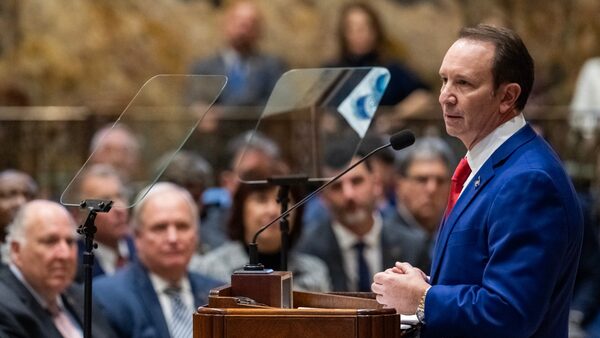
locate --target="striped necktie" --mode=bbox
[164,286,193,338]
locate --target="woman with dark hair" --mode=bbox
[325,2,432,124]
[190,163,331,292]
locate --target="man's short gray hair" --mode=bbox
[394,136,456,177]
[130,182,198,232]
[6,200,76,246]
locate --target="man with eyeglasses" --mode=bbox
[388,137,455,272]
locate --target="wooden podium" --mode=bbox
[194,271,417,338]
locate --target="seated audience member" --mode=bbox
[297,138,428,291]
[569,195,600,338]
[570,57,600,140]
[188,0,285,107]
[388,136,455,272]
[325,2,432,127]
[203,130,280,214]
[303,133,396,230]
[93,182,221,338]
[88,123,141,183]
[0,200,115,338]
[361,133,399,211]
[0,169,38,263]
[74,164,135,281]
[157,150,227,253]
[190,163,331,292]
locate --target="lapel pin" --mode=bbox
[474,176,481,188]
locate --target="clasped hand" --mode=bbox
[371,261,430,314]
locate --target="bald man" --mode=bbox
[0,200,115,338]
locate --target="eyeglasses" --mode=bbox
[405,175,450,186]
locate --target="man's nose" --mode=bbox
[439,85,457,106]
[341,182,356,200]
[55,239,74,258]
[166,225,178,242]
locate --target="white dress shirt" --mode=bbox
[94,239,131,275]
[148,273,194,324]
[331,213,383,291]
[462,113,527,195]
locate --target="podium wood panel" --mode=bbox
[195,286,406,338]
[195,307,400,338]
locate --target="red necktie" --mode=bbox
[116,253,127,268]
[445,157,472,216]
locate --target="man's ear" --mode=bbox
[499,83,521,114]
[10,241,22,267]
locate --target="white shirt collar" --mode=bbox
[9,263,64,311]
[148,271,194,328]
[222,49,246,70]
[331,212,382,251]
[463,113,526,189]
[148,272,191,294]
[94,239,130,275]
[331,213,383,291]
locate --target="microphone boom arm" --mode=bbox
[246,130,415,270]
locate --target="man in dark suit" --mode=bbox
[93,182,221,338]
[297,140,428,292]
[74,164,135,281]
[188,0,285,107]
[385,136,455,273]
[0,200,115,338]
[372,25,583,337]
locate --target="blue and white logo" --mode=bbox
[337,68,390,137]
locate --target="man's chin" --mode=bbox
[341,211,369,228]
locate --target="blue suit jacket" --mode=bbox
[422,124,583,338]
[93,260,222,338]
[188,52,285,106]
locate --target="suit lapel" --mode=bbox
[322,221,350,291]
[132,262,171,338]
[430,163,494,282]
[62,288,82,325]
[380,215,407,268]
[190,273,214,307]
[430,124,538,282]
[0,268,64,338]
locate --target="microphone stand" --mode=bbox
[246,131,414,271]
[268,175,308,271]
[243,175,308,272]
[236,130,414,307]
[78,199,113,338]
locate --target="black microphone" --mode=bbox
[243,130,416,271]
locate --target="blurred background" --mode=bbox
[0,0,599,198]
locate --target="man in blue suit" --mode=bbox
[187,0,285,107]
[372,24,583,337]
[93,182,221,338]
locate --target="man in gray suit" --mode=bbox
[297,140,428,292]
[188,0,285,107]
